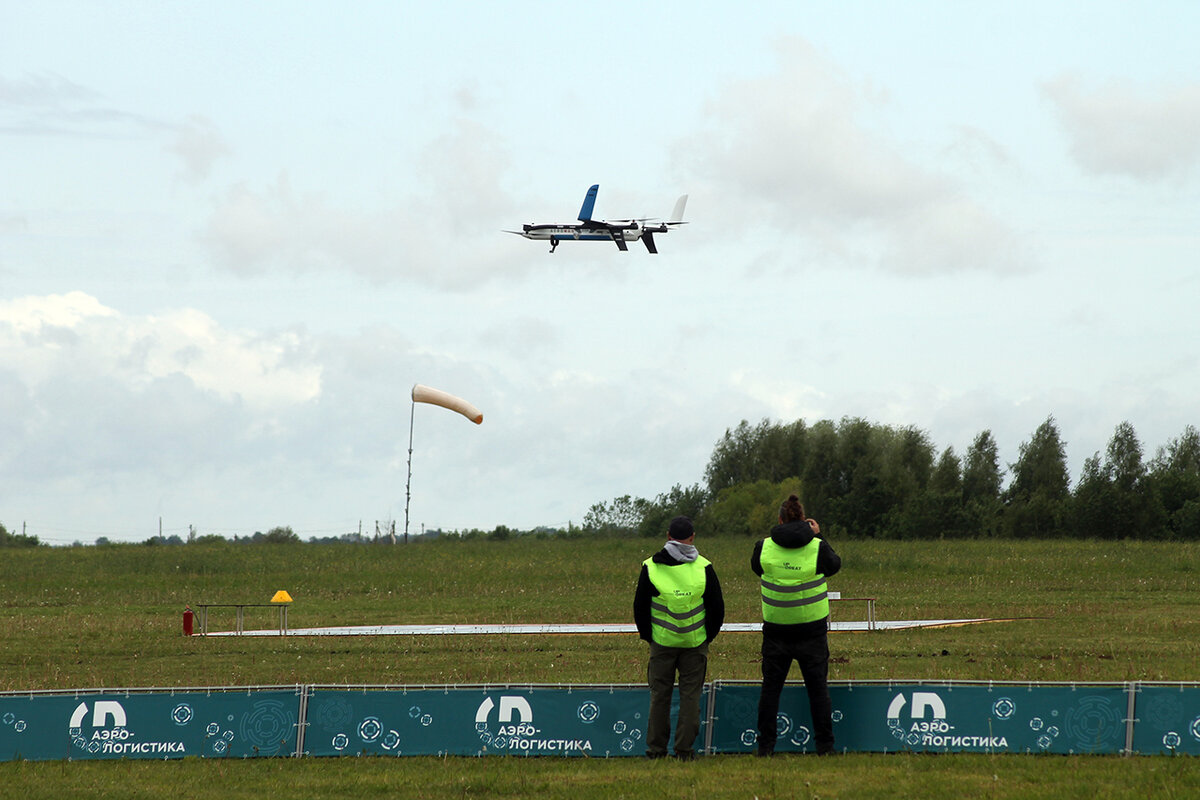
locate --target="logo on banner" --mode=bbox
[474,695,607,754]
[886,691,1008,750]
[887,692,947,722]
[2,711,27,735]
[475,696,533,726]
[68,699,186,756]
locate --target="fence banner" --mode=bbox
[3,682,1196,762]
[303,685,702,757]
[1131,685,1200,755]
[710,682,1131,755]
[0,688,301,762]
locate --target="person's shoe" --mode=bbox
[645,751,668,759]
[755,748,774,757]
[675,751,697,761]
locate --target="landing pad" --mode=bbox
[204,619,1013,637]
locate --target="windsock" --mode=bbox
[412,384,483,424]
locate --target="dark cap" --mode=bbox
[668,516,695,540]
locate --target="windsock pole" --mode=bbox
[404,395,415,544]
[404,384,481,544]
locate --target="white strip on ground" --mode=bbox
[203,619,1003,637]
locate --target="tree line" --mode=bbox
[0,522,577,548]
[8,415,1198,546]
[582,416,1200,540]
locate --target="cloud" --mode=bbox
[200,117,533,289]
[0,213,28,235]
[201,173,426,283]
[169,115,231,181]
[1044,74,1200,181]
[0,292,320,410]
[1,71,229,183]
[0,71,163,138]
[0,290,737,534]
[0,292,325,487]
[473,317,560,358]
[0,71,98,109]
[677,38,1025,275]
[941,125,1012,171]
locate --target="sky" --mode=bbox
[3,2,1200,544]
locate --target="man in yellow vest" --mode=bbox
[751,494,841,756]
[633,515,725,759]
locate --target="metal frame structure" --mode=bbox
[192,603,289,636]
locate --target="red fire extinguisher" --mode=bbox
[183,606,194,636]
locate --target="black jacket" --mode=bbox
[750,520,841,640]
[633,548,725,645]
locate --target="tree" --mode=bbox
[704,419,773,496]
[1148,425,1200,538]
[1106,422,1145,493]
[882,447,969,539]
[835,417,891,537]
[1071,453,1118,539]
[961,430,1004,537]
[930,446,963,497]
[1004,417,1071,537]
[800,420,840,515]
[756,419,809,483]
[636,483,710,538]
[1103,421,1166,537]
[778,419,811,481]
[1069,423,1167,539]
[882,426,935,509]
[582,495,650,537]
[963,430,1003,504]
[1173,500,1200,539]
[931,446,970,538]
[700,478,803,537]
[260,526,300,544]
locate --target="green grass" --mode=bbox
[2,537,1199,796]
[3,753,1198,800]
[2,537,1197,688]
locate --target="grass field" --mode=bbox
[2,537,1199,797]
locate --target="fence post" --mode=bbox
[1123,681,1138,756]
[703,681,718,756]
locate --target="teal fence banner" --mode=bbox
[1131,685,1200,755]
[3,682,1196,761]
[304,685,707,757]
[710,682,1130,754]
[0,688,301,762]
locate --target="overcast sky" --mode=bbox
[4,2,1200,543]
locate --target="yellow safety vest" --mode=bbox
[644,556,710,648]
[759,538,828,624]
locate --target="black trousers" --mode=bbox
[646,641,709,757]
[756,633,834,754]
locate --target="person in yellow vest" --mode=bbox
[751,494,841,756]
[633,515,725,760]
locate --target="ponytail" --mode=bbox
[779,494,805,523]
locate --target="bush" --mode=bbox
[0,522,40,547]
